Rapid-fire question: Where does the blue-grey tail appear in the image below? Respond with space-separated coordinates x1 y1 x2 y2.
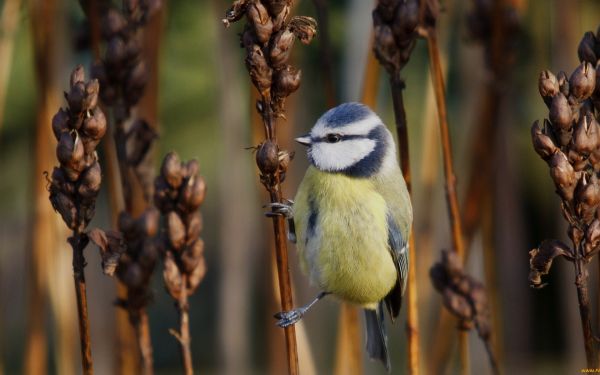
364 302 390 372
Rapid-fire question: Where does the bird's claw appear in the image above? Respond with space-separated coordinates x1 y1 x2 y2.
264 200 294 219
274 308 304 328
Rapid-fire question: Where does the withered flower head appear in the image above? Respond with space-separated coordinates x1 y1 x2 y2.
154 152 207 298
49 65 106 232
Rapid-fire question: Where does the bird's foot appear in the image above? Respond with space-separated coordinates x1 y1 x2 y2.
274 307 306 328
264 200 296 243
264 199 294 219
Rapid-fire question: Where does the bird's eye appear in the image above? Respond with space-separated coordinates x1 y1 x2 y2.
326 134 341 143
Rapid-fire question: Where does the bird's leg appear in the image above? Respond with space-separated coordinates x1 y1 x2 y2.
274 291 329 328
264 199 296 243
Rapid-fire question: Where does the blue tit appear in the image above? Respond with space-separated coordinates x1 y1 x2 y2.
272 102 412 372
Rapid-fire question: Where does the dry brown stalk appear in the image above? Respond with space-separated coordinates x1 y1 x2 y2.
0 0 22 138
25 1 58 373
429 0 521 372
372 0 421 373
80 2 162 372
48 65 109 374
155 152 207 374
528 27 600 368
222 2 318 373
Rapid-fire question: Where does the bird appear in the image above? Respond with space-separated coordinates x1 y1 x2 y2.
269 102 412 372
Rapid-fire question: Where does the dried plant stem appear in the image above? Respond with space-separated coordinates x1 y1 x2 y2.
134 311 154 375
574 242 598 367
389 77 420 375
269 189 299 375
172 278 193 375
69 232 94 374
482 197 501 374
424 30 469 374
0 0 21 138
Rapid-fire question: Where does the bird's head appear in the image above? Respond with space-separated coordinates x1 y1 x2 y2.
296 102 395 177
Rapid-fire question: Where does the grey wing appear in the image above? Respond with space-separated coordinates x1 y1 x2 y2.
384 211 409 322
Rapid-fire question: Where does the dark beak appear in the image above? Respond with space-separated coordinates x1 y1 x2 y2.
295 134 311 146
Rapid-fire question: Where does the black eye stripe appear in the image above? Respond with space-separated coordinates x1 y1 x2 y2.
313 134 366 143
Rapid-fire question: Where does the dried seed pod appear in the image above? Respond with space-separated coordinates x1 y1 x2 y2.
557 71 570 96
70 65 85 88
179 175 206 212
586 219 600 254
578 31 598 65
124 60 148 106
52 108 70 141
181 245 201 274
123 263 144 288
102 8 127 38
278 149 294 174
81 108 107 140
270 3 290 32
83 79 100 110
139 207 159 237
187 256 206 295
289 16 317 44
549 93 572 130
578 175 600 207
118 211 136 234
572 113 598 155
391 0 419 43
78 161 102 199
186 214 202 244
223 0 250 26
569 62 596 100
539 70 559 107
376 0 400 23
184 159 199 179
167 211 186 250
531 120 557 160
274 65 301 98
57 132 84 169
163 252 182 299
373 21 399 74
138 240 158 268
270 29 295 69
106 37 127 68
264 0 290 17
247 1 273 45
245 45 272 95
256 140 279 174
51 192 78 229
549 151 577 201
67 82 86 115
161 152 183 189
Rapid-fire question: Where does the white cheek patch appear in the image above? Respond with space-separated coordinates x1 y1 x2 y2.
309 139 377 172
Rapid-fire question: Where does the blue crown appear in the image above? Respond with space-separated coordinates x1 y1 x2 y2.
320 102 373 128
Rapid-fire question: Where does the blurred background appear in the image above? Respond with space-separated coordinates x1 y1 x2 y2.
1 0 600 374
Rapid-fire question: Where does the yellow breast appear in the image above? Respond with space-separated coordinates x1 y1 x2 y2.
294 167 397 306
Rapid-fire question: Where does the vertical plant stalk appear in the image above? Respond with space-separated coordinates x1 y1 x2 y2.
78 4 138 373
372 1 422 372
174 279 193 375
134 311 154 373
25 0 54 372
423 24 469 375
223 3 318 374
0 0 22 138
389 78 420 375
69 233 94 374
429 0 521 371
